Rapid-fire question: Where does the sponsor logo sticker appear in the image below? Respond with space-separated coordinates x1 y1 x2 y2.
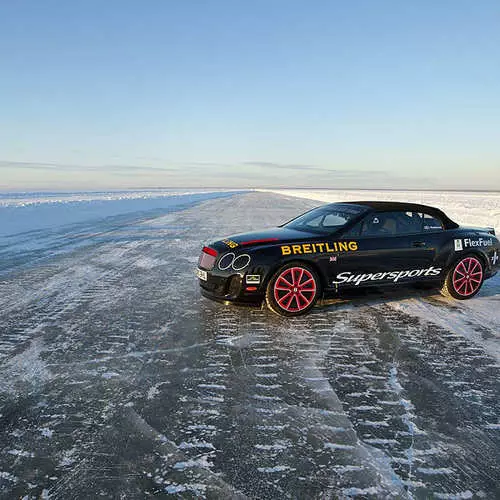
463 237 493 248
332 266 442 286
492 250 499 266
454 239 463 251
196 268 208 281
245 275 261 285
281 241 358 256
223 239 239 249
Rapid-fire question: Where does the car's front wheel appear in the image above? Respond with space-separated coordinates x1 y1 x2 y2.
441 255 484 300
265 263 320 316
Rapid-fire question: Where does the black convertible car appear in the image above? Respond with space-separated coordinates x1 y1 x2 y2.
197 201 499 316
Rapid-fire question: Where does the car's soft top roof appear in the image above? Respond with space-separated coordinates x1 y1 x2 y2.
334 201 459 229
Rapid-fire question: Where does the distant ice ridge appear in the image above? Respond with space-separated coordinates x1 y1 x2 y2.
0 189 236 207
259 189 500 233
0 190 244 237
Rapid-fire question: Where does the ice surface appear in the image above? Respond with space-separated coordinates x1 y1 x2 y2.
0 189 244 275
0 190 498 499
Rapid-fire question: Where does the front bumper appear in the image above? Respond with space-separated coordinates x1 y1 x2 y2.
197 268 264 305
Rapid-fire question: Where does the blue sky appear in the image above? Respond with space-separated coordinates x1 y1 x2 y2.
1 0 499 191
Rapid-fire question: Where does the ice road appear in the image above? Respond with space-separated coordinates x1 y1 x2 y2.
0 191 499 499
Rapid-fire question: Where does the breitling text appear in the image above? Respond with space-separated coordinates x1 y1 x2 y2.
281 241 358 256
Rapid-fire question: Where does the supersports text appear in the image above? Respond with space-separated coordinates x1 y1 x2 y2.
333 266 442 286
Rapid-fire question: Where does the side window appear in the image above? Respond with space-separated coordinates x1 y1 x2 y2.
394 211 423 235
304 215 322 228
422 213 443 232
307 211 352 231
360 212 398 236
360 211 427 236
342 221 363 238
322 213 348 228
348 211 444 238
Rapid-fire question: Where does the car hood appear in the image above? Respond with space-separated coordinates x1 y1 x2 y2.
209 227 324 252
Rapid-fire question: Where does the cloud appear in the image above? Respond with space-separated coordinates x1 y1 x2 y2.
241 161 330 172
0 160 179 173
0 160 62 171
1 159 388 178
240 161 391 178
0 158 437 190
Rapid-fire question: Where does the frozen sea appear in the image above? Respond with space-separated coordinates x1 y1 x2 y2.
0 189 499 499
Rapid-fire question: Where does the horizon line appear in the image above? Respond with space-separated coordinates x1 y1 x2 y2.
1 186 499 195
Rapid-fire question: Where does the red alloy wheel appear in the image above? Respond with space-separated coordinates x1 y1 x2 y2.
452 257 483 297
273 266 317 313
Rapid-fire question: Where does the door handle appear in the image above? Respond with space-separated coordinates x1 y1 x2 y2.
412 241 426 247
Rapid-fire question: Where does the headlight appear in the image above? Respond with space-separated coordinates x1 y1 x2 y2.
232 254 251 270
218 253 251 271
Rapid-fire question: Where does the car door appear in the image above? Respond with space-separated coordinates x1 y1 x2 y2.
332 211 439 288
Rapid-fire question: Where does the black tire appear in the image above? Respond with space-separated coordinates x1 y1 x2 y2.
265 262 321 317
441 254 485 300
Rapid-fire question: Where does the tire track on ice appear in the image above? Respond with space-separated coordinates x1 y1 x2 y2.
324 303 500 499
0 227 201 497
145 308 244 496
209 308 404 498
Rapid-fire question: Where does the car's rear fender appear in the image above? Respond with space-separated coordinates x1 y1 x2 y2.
443 247 493 278
443 231 499 276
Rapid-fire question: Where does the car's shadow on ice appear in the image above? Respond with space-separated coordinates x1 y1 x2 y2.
478 274 500 298
199 276 499 324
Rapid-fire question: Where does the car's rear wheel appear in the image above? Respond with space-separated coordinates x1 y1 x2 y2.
441 255 484 300
265 263 320 316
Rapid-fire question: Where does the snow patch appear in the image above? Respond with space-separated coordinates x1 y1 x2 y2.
342 486 382 496
173 455 213 470
324 442 355 450
417 467 454 475
164 482 207 495
257 465 294 473
434 491 474 499
0 339 51 394
40 428 53 438
0 471 18 483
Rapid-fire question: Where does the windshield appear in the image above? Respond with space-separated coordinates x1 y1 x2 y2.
284 204 367 234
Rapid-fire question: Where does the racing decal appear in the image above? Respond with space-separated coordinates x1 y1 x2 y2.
245 275 261 285
463 237 493 248
333 266 442 286
281 241 358 256
492 251 499 266
241 238 279 246
223 239 239 249
454 239 463 251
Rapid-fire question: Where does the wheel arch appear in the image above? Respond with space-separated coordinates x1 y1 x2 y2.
472 250 489 271
446 249 489 274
